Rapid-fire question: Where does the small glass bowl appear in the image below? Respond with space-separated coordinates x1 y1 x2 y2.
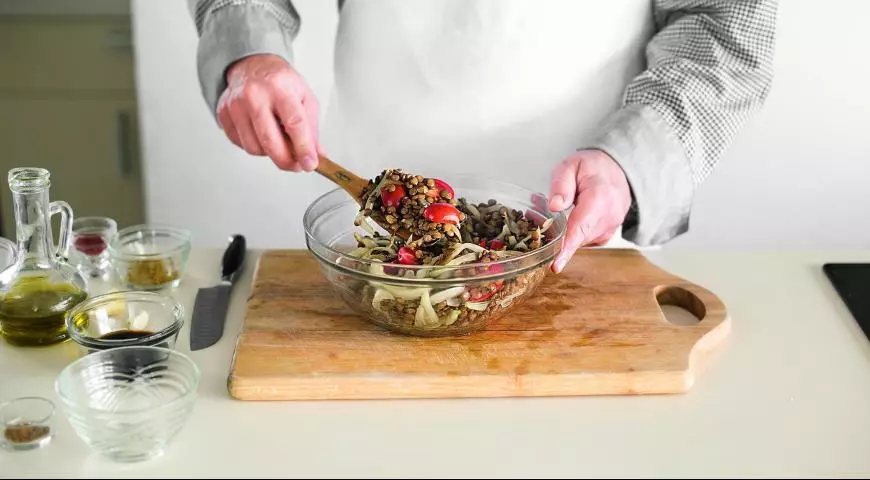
66 291 185 355
55 346 200 463
108 224 191 290
0 396 56 451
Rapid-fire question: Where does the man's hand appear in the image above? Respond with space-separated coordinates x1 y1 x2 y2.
216 54 322 172
548 149 633 274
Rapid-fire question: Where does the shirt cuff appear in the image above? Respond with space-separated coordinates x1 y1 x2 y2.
582 104 696 247
196 3 299 118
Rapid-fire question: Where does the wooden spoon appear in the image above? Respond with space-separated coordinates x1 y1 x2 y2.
314 154 370 204
314 155 412 239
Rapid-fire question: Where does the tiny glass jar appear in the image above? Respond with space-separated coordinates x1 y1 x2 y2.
70 216 118 280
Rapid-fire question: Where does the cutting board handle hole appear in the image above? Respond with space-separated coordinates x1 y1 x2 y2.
656 286 705 326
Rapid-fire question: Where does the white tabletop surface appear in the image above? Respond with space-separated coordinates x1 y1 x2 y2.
2 247 870 478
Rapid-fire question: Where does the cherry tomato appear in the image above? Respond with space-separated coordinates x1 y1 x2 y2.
468 289 494 302
489 239 506 250
423 203 462 225
467 260 506 302
397 246 420 265
426 178 455 200
478 240 488 248
380 184 406 208
468 281 504 302
476 262 505 275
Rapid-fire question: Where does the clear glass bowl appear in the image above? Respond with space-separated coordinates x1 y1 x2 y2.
54 346 200 463
108 225 191 291
66 291 185 355
304 175 568 337
0 236 18 272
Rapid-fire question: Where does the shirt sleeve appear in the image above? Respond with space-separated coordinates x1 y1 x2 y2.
187 0 302 118
584 0 778 247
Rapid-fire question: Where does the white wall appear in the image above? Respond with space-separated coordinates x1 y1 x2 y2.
131 0 870 250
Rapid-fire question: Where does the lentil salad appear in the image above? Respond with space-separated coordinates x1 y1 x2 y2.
346 168 556 335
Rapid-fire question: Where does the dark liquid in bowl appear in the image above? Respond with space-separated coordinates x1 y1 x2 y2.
99 329 155 341
94 330 170 379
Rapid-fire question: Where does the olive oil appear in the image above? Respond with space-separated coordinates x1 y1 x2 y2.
0 276 87 347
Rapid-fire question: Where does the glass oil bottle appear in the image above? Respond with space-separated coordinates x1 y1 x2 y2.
0 168 88 347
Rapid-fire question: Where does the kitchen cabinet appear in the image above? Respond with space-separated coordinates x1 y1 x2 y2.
0 14 135 92
0 97 145 237
0 13 144 239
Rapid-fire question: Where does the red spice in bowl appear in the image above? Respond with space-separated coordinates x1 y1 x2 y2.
74 234 108 256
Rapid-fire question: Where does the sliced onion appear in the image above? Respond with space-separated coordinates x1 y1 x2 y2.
498 291 524 308
358 217 376 236
414 303 426 327
446 253 479 266
540 218 553 233
429 286 467 304
410 289 439 326
443 309 461 326
422 290 439 325
368 263 388 277
429 252 482 278
465 301 489 311
439 243 487 265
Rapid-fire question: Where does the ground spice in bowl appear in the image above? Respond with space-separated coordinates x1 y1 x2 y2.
126 258 180 289
4 422 50 444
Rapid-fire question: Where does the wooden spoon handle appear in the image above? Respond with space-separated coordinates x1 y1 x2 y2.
315 155 370 204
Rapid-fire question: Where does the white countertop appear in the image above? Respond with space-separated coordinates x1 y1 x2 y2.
2 247 870 478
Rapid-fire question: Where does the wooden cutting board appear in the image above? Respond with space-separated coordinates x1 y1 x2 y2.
227 249 730 401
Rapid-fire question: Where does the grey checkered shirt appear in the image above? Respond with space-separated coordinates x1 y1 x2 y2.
188 0 778 247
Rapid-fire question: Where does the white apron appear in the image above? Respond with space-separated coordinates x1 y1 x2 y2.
320 0 656 248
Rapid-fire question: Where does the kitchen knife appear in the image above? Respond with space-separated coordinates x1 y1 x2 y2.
189 234 246 351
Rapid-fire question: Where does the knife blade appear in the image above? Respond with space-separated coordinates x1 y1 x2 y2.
189 234 246 351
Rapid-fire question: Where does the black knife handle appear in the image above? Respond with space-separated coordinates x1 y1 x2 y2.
221 234 246 283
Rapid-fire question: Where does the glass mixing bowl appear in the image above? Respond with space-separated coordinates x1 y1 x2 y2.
304 175 568 337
